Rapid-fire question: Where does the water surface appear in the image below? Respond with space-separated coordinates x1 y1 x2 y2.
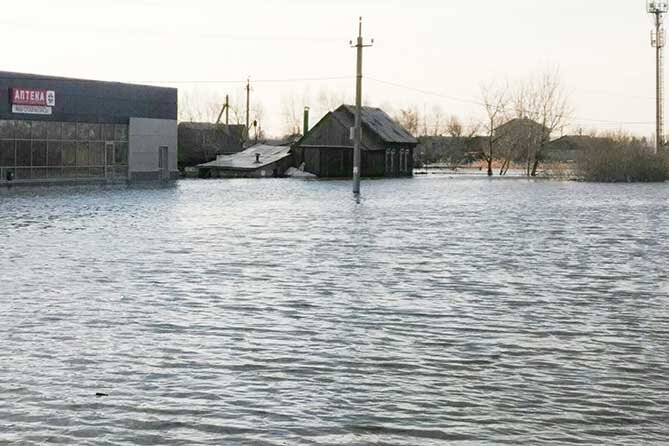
1 177 668 445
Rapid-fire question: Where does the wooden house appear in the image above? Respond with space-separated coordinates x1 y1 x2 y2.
294 105 418 178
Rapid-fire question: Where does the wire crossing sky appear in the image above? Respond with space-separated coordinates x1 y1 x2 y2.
0 0 659 137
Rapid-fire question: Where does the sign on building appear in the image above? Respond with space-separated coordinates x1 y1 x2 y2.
10 88 55 115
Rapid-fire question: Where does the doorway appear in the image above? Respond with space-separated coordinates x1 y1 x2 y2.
159 146 169 180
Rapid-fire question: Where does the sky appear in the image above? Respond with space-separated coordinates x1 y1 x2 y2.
0 0 661 137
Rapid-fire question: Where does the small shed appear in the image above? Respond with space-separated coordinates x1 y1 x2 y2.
294 105 418 178
178 122 245 169
197 144 293 178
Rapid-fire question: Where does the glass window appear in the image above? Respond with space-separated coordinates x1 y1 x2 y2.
90 142 104 166
48 168 63 179
0 120 15 138
47 142 62 167
0 140 15 166
89 123 101 141
31 168 47 179
76 141 89 166
115 142 128 165
115 124 128 141
77 123 89 140
15 167 31 180
16 140 31 167
32 121 47 139
31 141 47 167
62 122 77 140
63 141 76 166
103 124 115 141
47 122 62 140
90 167 104 178
15 121 31 139
64 167 78 178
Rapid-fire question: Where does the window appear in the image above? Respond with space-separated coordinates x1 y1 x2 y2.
0 140 15 167
103 124 115 141
31 141 47 167
90 142 105 166
0 121 15 138
32 122 47 140
76 142 89 167
16 140 31 166
63 141 77 166
62 122 77 140
15 121 31 139
47 122 62 140
0 119 128 180
115 143 128 165
114 124 128 141
47 142 62 167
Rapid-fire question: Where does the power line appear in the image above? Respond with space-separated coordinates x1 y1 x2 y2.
129 76 353 85
366 77 656 126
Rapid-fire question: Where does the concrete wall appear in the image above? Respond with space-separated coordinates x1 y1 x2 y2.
129 118 178 181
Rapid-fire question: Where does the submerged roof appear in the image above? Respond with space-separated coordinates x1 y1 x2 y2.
198 144 291 170
338 105 418 144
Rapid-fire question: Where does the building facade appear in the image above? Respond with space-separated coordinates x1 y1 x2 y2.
294 105 418 178
0 71 178 186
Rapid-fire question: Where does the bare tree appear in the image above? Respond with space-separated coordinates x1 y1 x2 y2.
446 115 464 138
396 108 419 136
480 82 510 176
522 69 571 176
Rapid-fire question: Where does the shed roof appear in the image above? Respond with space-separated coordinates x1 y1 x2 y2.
198 144 291 171
337 105 417 144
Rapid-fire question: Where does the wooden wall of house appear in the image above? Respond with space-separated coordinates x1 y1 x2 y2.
302 115 351 147
301 114 384 150
304 147 321 176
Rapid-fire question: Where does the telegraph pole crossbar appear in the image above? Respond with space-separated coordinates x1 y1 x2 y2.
351 17 373 195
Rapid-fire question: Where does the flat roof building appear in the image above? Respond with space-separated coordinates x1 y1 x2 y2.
0 71 178 186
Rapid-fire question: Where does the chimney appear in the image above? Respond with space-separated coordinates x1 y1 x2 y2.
303 107 310 136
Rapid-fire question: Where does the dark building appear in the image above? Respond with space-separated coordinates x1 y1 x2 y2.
0 71 178 186
178 122 245 170
294 105 418 178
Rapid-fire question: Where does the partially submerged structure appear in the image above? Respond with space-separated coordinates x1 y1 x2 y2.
0 71 178 186
197 144 293 178
178 122 245 170
294 105 418 178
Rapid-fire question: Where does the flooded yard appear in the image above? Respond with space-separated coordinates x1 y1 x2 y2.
1 177 668 445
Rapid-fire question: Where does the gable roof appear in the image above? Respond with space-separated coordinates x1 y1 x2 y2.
337 105 418 144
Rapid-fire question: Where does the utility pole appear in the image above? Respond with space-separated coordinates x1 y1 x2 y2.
648 1 668 153
245 78 251 143
225 94 229 125
350 17 373 195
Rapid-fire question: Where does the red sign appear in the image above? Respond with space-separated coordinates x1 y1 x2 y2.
10 88 55 107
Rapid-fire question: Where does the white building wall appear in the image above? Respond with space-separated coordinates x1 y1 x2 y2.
128 118 178 181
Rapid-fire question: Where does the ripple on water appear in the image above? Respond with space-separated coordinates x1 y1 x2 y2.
1 178 669 445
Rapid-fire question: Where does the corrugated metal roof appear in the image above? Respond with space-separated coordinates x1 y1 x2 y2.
198 144 291 170
339 105 418 144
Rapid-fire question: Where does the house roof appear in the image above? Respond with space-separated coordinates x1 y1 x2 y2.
337 105 418 144
198 144 291 171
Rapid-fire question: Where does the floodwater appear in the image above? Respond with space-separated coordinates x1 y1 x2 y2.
1 177 668 445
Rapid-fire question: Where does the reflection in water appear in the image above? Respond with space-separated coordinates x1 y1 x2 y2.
1 177 668 445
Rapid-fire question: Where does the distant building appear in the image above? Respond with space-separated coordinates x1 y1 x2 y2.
294 105 418 178
197 144 293 178
0 71 178 186
545 135 600 163
178 122 245 170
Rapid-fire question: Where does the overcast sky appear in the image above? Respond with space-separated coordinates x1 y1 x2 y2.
0 0 660 137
